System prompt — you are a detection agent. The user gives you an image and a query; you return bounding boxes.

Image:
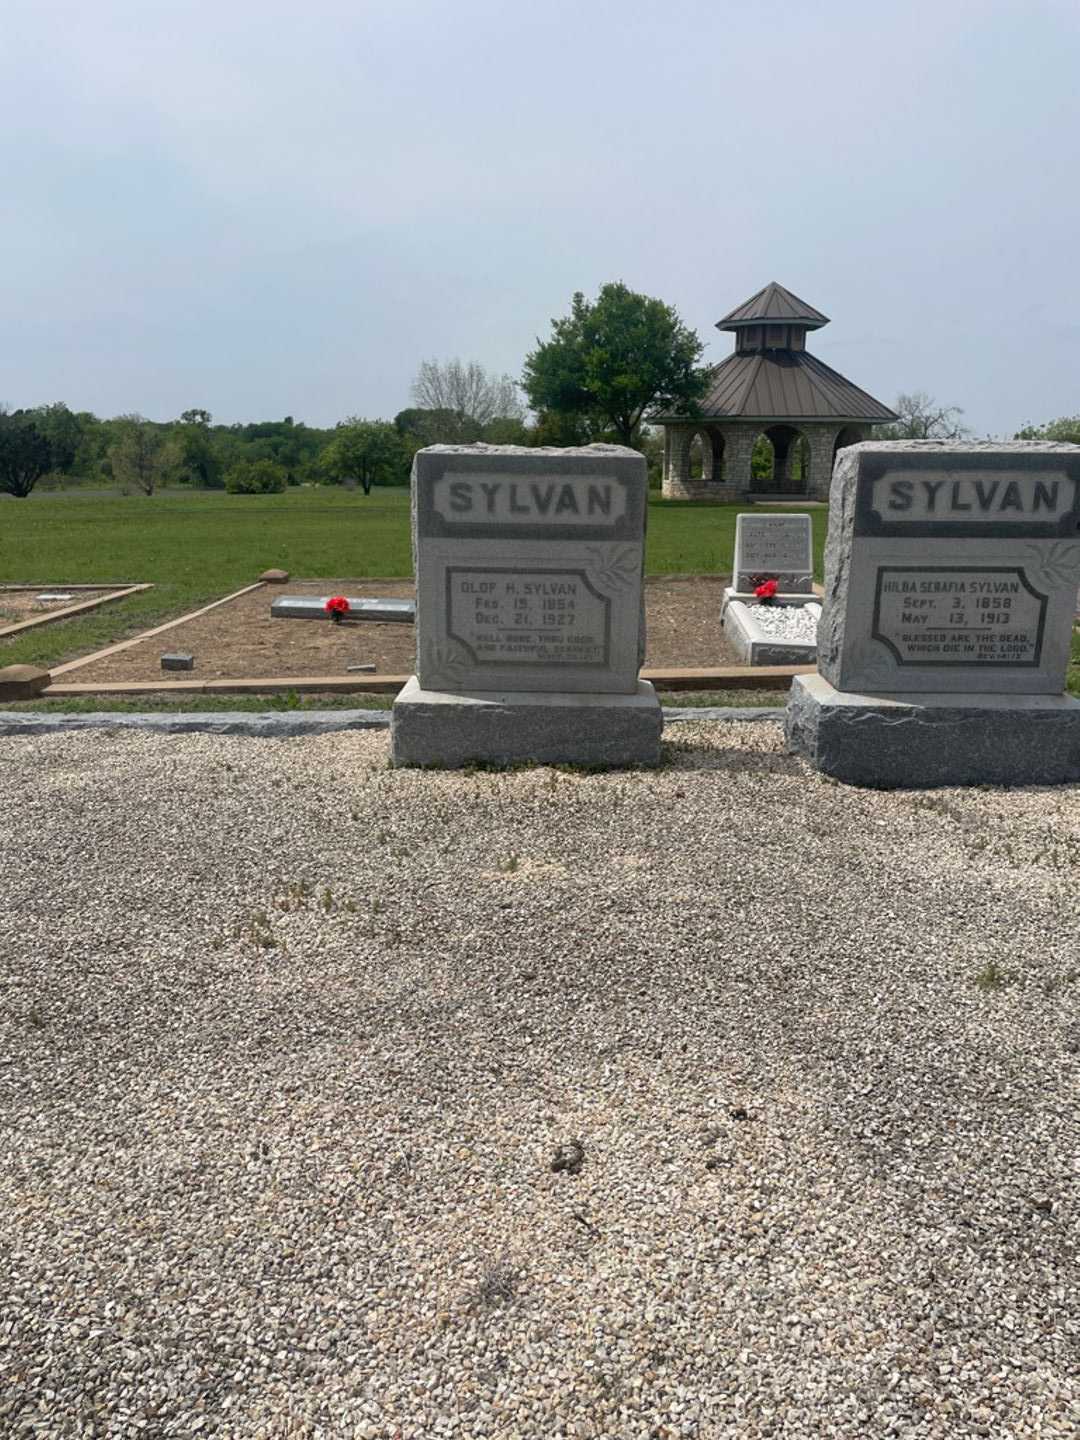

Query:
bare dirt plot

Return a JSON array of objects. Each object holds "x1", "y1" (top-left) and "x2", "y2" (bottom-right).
[
  {"x1": 0, "y1": 587, "x2": 118, "y2": 627},
  {"x1": 65, "y1": 577, "x2": 740, "y2": 683}
]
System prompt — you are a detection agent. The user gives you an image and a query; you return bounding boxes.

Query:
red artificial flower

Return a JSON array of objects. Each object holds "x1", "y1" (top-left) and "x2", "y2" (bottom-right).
[
  {"x1": 325, "y1": 595, "x2": 351, "y2": 621},
  {"x1": 754, "y1": 578, "x2": 779, "y2": 600}
]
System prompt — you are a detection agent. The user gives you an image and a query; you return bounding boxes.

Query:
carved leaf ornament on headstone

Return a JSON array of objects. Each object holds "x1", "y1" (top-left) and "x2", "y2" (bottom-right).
[
  {"x1": 584, "y1": 544, "x2": 638, "y2": 595},
  {"x1": 1021, "y1": 541, "x2": 1080, "y2": 590}
]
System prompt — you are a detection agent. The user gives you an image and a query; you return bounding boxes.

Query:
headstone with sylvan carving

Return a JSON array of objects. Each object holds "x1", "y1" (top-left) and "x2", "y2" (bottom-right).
[
  {"x1": 787, "y1": 441, "x2": 1080, "y2": 787},
  {"x1": 391, "y1": 444, "x2": 661, "y2": 767}
]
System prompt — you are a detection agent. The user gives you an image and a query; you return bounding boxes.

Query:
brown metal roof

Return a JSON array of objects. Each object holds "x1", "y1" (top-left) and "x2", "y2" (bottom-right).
[
  {"x1": 717, "y1": 282, "x2": 829, "y2": 330},
  {"x1": 658, "y1": 350, "x2": 898, "y2": 423}
]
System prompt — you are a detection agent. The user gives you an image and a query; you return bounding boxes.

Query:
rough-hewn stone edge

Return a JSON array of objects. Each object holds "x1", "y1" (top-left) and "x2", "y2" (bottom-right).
[
  {"x1": 0, "y1": 706, "x2": 786, "y2": 738},
  {"x1": 786, "y1": 673, "x2": 1080, "y2": 789}
]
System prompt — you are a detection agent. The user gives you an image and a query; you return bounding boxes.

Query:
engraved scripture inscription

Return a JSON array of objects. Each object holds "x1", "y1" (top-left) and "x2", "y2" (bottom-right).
[
  {"x1": 871, "y1": 567, "x2": 1047, "y2": 667},
  {"x1": 446, "y1": 568, "x2": 610, "y2": 667}
]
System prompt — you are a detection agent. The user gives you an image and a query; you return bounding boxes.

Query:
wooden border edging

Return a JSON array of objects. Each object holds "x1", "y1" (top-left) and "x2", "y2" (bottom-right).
[
  {"x1": 49, "y1": 583, "x2": 268, "y2": 678},
  {"x1": 44, "y1": 664, "x2": 815, "y2": 699},
  {"x1": 0, "y1": 584, "x2": 152, "y2": 640},
  {"x1": 642, "y1": 665, "x2": 814, "y2": 691}
]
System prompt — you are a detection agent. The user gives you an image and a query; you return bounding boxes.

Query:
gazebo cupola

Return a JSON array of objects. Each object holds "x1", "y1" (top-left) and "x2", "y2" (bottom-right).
[
  {"x1": 720, "y1": 281, "x2": 829, "y2": 356},
  {"x1": 656, "y1": 282, "x2": 897, "y2": 502}
]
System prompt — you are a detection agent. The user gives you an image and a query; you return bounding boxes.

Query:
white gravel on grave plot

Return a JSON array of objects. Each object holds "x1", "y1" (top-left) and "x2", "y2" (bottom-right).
[
  {"x1": 747, "y1": 603, "x2": 821, "y2": 644},
  {"x1": 1, "y1": 723, "x2": 1079, "y2": 1440}
]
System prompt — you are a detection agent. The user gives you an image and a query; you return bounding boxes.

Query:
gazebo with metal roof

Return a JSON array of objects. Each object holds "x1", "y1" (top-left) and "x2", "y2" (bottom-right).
[{"x1": 655, "y1": 282, "x2": 897, "y2": 501}]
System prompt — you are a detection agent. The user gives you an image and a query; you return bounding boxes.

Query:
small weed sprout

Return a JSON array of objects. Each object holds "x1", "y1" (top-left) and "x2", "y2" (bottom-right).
[
  {"x1": 238, "y1": 910, "x2": 277, "y2": 950},
  {"x1": 975, "y1": 959, "x2": 1009, "y2": 993},
  {"x1": 499, "y1": 854, "x2": 520, "y2": 874},
  {"x1": 475, "y1": 1258, "x2": 520, "y2": 1308}
]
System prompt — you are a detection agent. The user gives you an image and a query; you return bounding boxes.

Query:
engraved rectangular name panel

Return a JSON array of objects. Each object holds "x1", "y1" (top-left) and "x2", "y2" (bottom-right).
[
  {"x1": 854, "y1": 452, "x2": 1080, "y2": 538},
  {"x1": 446, "y1": 568, "x2": 610, "y2": 668},
  {"x1": 431, "y1": 473, "x2": 626, "y2": 528},
  {"x1": 871, "y1": 566, "x2": 1047, "y2": 668}
]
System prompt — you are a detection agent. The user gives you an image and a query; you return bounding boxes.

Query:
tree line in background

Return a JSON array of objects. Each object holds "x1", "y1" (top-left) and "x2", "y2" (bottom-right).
[{"x1": 2, "y1": 281, "x2": 1072, "y2": 500}]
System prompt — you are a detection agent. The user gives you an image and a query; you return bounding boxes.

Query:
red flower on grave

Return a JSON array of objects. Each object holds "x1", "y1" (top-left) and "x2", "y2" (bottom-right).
[
  {"x1": 754, "y1": 578, "x2": 779, "y2": 602},
  {"x1": 325, "y1": 595, "x2": 350, "y2": 623}
]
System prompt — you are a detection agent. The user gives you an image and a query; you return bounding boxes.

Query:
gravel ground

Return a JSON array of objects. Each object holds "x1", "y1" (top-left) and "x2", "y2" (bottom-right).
[{"x1": 1, "y1": 723, "x2": 1078, "y2": 1440}]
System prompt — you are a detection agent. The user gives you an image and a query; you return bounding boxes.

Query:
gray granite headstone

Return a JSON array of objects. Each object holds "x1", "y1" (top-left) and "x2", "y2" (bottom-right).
[
  {"x1": 818, "y1": 441, "x2": 1080, "y2": 695},
  {"x1": 787, "y1": 441, "x2": 1080, "y2": 787},
  {"x1": 733, "y1": 513, "x2": 813, "y2": 594},
  {"x1": 392, "y1": 444, "x2": 662, "y2": 767},
  {"x1": 411, "y1": 444, "x2": 648, "y2": 695}
]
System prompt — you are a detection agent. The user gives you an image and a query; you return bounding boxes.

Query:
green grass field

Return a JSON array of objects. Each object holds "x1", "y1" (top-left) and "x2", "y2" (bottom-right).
[
  {"x1": 4, "y1": 486, "x2": 1076, "y2": 698},
  {"x1": 0, "y1": 487, "x2": 828, "y2": 670}
]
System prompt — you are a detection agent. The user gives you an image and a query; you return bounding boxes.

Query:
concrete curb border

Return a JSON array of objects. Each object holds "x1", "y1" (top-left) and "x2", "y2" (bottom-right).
[{"x1": 0, "y1": 706, "x2": 786, "y2": 738}]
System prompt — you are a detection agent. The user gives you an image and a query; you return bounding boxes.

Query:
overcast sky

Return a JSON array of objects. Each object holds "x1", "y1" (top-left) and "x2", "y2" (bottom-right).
[{"x1": 1, "y1": 0, "x2": 1077, "y2": 436}]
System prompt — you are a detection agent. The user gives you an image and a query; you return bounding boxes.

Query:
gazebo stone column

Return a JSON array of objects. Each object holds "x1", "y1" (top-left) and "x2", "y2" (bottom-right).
[
  {"x1": 722, "y1": 424, "x2": 759, "y2": 497},
  {"x1": 807, "y1": 425, "x2": 842, "y2": 501},
  {"x1": 662, "y1": 425, "x2": 693, "y2": 499}
]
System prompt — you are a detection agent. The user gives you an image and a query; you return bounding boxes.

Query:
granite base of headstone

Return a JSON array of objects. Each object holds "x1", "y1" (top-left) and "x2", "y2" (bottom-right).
[
  {"x1": 390, "y1": 443, "x2": 662, "y2": 768},
  {"x1": 788, "y1": 675, "x2": 1080, "y2": 788},
  {"x1": 787, "y1": 441, "x2": 1080, "y2": 788},
  {"x1": 392, "y1": 677, "x2": 663, "y2": 768}
]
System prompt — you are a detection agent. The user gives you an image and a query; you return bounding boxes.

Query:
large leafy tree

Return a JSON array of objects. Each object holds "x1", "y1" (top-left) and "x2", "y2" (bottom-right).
[
  {"x1": 0, "y1": 409, "x2": 52, "y2": 497},
  {"x1": 393, "y1": 406, "x2": 484, "y2": 448},
  {"x1": 522, "y1": 282, "x2": 709, "y2": 447},
  {"x1": 1015, "y1": 415, "x2": 1080, "y2": 444},
  {"x1": 173, "y1": 408, "x2": 223, "y2": 488},
  {"x1": 107, "y1": 415, "x2": 177, "y2": 495},
  {"x1": 32, "y1": 402, "x2": 84, "y2": 474},
  {"x1": 319, "y1": 419, "x2": 407, "y2": 494}
]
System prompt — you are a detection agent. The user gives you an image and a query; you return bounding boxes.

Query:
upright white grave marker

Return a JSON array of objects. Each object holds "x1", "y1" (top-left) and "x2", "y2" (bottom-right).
[
  {"x1": 787, "y1": 442, "x2": 1080, "y2": 787},
  {"x1": 391, "y1": 444, "x2": 662, "y2": 767},
  {"x1": 732, "y1": 513, "x2": 813, "y2": 594}
]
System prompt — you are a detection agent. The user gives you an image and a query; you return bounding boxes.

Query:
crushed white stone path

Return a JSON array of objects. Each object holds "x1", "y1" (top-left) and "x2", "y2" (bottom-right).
[{"x1": 1, "y1": 724, "x2": 1078, "y2": 1440}]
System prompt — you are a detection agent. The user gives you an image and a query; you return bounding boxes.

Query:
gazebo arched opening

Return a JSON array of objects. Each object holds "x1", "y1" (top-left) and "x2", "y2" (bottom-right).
[
  {"x1": 749, "y1": 432, "x2": 776, "y2": 490},
  {"x1": 833, "y1": 425, "x2": 865, "y2": 460},
  {"x1": 688, "y1": 433, "x2": 705, "y2": 480},
  {"x1": 764, "y1": 424, "x2": 809, "y2": 494}
]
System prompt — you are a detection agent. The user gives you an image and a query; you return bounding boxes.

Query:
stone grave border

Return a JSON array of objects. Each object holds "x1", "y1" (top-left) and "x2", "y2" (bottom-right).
[{"x1": 0, "y1": 583, "x2": 153, "y2": 640}]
